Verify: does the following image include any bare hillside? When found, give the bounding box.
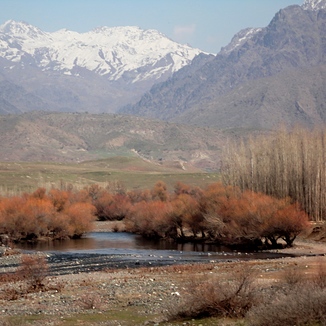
[0,112,228,170]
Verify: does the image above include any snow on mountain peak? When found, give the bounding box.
[0,20,204,83]
[92,25,141,34]
[0,20,45,38]
[302,0,326,10]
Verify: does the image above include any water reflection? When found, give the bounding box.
[135,235,232,253]
[16,232,232,254]
[15,232,293,262]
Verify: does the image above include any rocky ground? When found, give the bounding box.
[0,223,326,325]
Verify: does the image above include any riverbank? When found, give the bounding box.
[1,223,326,325]
[1,245,326,325]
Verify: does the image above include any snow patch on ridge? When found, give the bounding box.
[220,27,262,55]
[302,0,326,10]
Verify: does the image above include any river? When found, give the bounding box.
[16,232,291,262]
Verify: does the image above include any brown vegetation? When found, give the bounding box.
[247,264,326,326]
[166,260,326,325]
[17,255,49,291]
[0,254,63,301]
[125,181,309,248]
[0,187,96,241]
[168,265,257,320]
[0,179,309,249]
[221,126,326,221]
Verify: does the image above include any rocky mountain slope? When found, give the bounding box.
[121,0,326,130]
[0,21,205,113]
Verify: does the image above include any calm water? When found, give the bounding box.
[15,232,291,262]
[16,232,231,253]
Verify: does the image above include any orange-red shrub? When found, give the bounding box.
[48,188,71,212]
[263,200,310,247]
[0,188,96,241]
[126,200,174,238]
[170,193,204,237]
[62,202,96,238]
[200,183,309,247]
[0,182,309,248]
[93,192,131,221]
[127,189,152,204]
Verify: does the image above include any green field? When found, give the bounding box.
[0,157,219,195]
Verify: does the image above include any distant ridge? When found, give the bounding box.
[0,111,229,170]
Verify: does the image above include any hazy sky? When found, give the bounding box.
[0,0,303,53]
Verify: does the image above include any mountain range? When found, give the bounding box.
[0,21,204,113]
[121,0,326,130]
[0,0,325,168]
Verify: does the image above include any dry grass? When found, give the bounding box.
[248,284,326,326]
[165,258,326,325]
[247,261,326,326]
[281,265,305,286]
[78,292,103,310]
[0,160,218,196]
[167,265,258,321]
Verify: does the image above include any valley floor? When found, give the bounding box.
[0,225,326,325]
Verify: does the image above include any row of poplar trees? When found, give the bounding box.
[221,126,326,221]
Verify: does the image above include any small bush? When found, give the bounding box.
[18,254,49,291]
[281,265,306,286]
[0,254,65,301]
[167,265,258,321]
[248,284,326,326]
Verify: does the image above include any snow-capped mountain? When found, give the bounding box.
[220,0,326,55]
[302,0,326,10]
[121,0,326,130]
[0,20,204,83]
